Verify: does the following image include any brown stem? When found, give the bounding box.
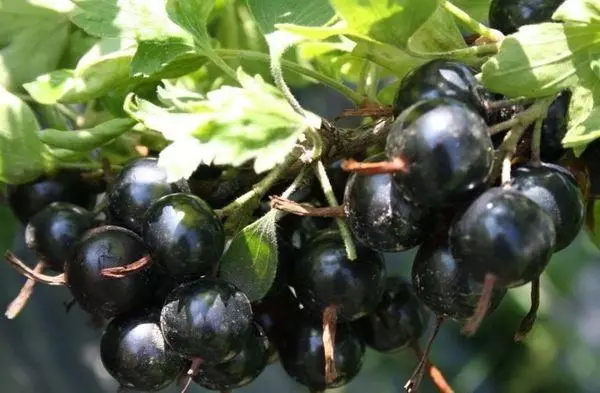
[514,277,540,342]
[101,255,152,278]
[336,106,394,119]
[462,273,497,336]
[269,196,345,217]
[341,158,407,175]
[322,305,339,385]
[5,261,47,319]
[179,358,203,393]
[404,317,444,393]
[410,340,454,393]
[4,251,66,285]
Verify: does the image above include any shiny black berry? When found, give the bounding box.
[386,98,494,207]
[252,284,301,363]
[412,231,507,321]
[279,311,365,391]
[193,323,270,391]
[160,278,253,364]
[24,202,94,272]
[66,225,157,317]
[539,91,572,162]
[489,0,564,35]
[344,153,431,252]
[355,277,425,353]
[392,60,487,117]
[142,193,225,282]
[7,170,97,224]
[450,187,556,287]
[293,230,387,321]
[100,309,186,391]
[510,163,585,251]
[107,157,189,233]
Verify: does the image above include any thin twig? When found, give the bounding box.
[269,196,345,217]
[5,261,46,319]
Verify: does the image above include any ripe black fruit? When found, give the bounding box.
[510,163,585,251]
[66,225,157,317]
[7,170,97,224]
[355,277,425,353]
[24,202,94,272]
[539,91,571,163]
[193,323,270,391]
[160,278,253,364]
[293,230,387,321]
[107,157,189,233]
[450,187,556,287]
[344,153,431,252]
[252,284,300,363]
[392,60,487,117]
[143,193,225,282]
[412,231,507,321]
[279,311,365,391]
[100,309,186,391]
[489,0,564,35]
[386,98,494,207]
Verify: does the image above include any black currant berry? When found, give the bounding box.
[293,230,387,321]
[386,98,494,207]
[279,311,365,391]
[100,309,186,391]
[24,202,94,272]
[66,225,157,318]
[412,231,507,321]
[160,278,253,364]
[344,153,431,252]
[539,91,572,163]
[107,157,189,233]
[489,0,564,35]
[510,163,585,251]
[355,277,425,353]
[450,187,556,288]
[392,60,487,118]
[7,170,97,224]
[193,322,270,391]
[142,193,225,282]
[252,284,301,363]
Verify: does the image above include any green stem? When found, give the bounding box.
[204,48,240,84]
[56,104,80,124]
[218,151,299,217]
[365,65,379,103]
[531,118,543,166]
[443,1,503,42]
[314,160,357,261]
[56,161,122,172]
[215,49,363,105]
[356,61,370,97]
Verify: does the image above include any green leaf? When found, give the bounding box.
[219,211,278,302]
[131,39,196,77]
[563,82,600,148]
[248,0,335,34]
[23,38,137,104]
[481,23,600,98]
[126,68,307,180]
[0,1,71,90]
[70,0,188,40]
[553,0,600,24]
[451,0,491,23]
[165,0,214,45]
[328,0,441,46]
[408,6,467,54]
[38,118,137,151]
[0,86,53,184]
